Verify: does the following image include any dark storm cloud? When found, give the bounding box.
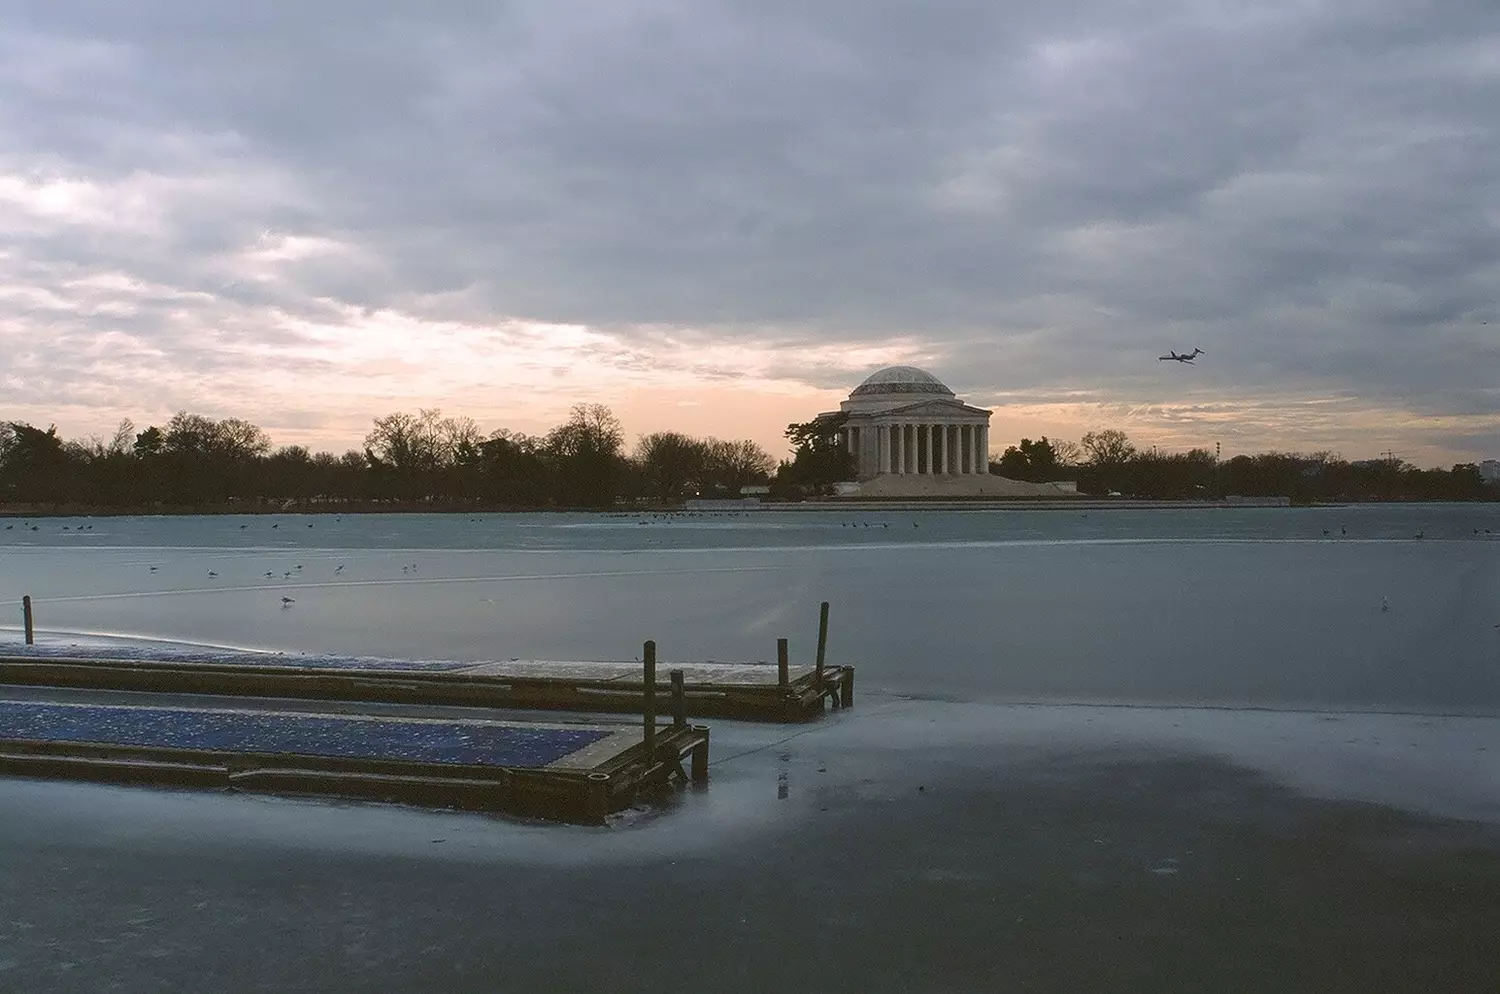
[2,0,1498,455]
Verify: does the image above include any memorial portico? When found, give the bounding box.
[817,366,993,486]
[806,365,1079,499]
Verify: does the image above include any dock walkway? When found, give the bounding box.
[0,695,706,823]
[0,652,853,722]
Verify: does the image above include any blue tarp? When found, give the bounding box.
[0,700,609,768]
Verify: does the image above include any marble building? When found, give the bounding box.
[819,366,1075,498]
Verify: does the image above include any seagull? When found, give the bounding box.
[264,571,274,578]
[149,566,158,572]
[281,596,295,607]
[334,565,344,573]
[207,570,218,577]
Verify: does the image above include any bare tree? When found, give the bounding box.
[364,410,445,471]
[1081,429,1136,466]
[106,419,136,457]
[486,428,542,455]
[163,412,270,460]
[545,404,624,507]
[705,439,775,494]
[637,432,709,503]
[1051,439,1083,467]
[545,404,623,460]
[441,415,483,456]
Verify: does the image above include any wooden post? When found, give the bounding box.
[777,638,789,687]
[643,640,657,760]
[670,669,686,727]
[840,665,854,708]
[815,601,830,691]
[690,725,710,783]
[22,595,33,646]
[585,772,611,823]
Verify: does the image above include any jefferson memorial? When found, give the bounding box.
[818,366,1075,498]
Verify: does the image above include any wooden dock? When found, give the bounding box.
[0,695,708,824]
[0,654,853,722]
[7,599,853,721]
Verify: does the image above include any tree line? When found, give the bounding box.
[774,419,1497,502]
[1001,429,1496,502]
[0,406,776,511]
[3,411,1494,511]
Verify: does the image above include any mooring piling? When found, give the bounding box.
[777,638,789,687]
[22,595,33,646]
[670,668,686,727]
[815,600,830,691]
[690,725,710,783]
[643,640,657,759]
[585,772,612,823]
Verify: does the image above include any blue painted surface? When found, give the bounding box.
[0,701,609,768]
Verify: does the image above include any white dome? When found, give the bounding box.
[849,365,954,398]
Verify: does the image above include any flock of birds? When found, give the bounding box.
[135,558,425,609]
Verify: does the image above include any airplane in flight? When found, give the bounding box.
[1158,348,1203,363]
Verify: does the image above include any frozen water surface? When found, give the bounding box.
[5,506,1500,992]
[4,503,1499,714]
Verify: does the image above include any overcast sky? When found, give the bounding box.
[2,1,1497,464]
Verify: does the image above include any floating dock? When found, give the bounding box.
[6,600,852,721]
[0,695,707,823]
[0,654,853,722]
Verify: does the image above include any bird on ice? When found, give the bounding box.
[281,597,295,607]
